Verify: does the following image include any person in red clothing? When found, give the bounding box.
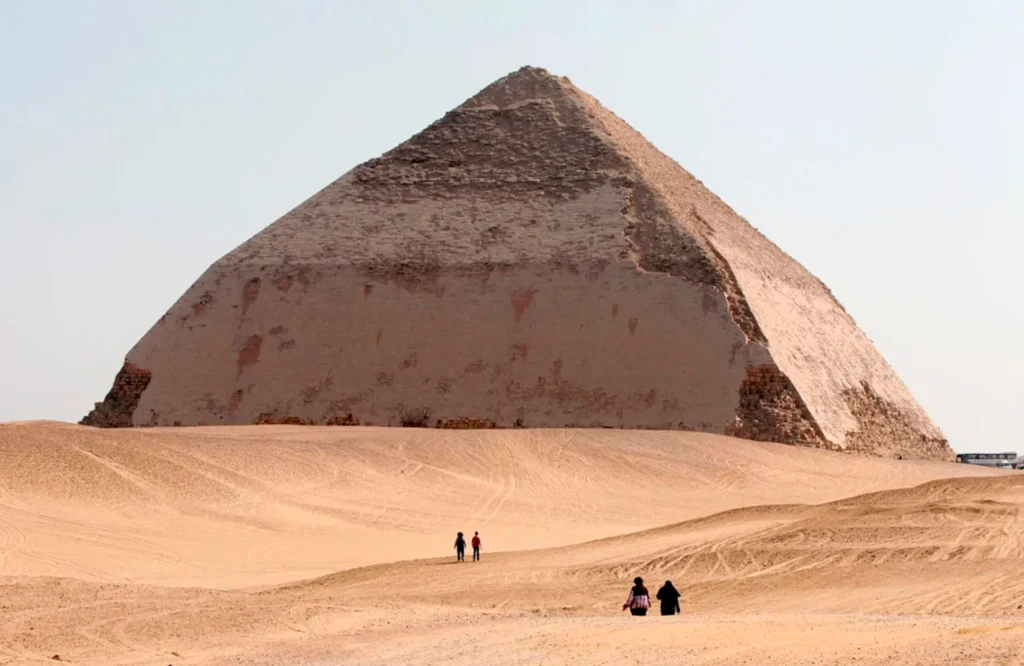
[471,531,481,561]
[622,576,651,616]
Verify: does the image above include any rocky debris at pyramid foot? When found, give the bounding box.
[80,362,152,428]
[726,364,830,448]
[435,417,501,429]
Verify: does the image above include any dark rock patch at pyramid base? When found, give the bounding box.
[81,362,152,428]
[725,364,829,448]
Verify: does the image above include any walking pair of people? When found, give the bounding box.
[454,531,482,562]
[623,577,681,616]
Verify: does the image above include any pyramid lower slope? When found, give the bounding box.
[83,66,949,460]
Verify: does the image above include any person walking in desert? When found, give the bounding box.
[471,531,482,561]
[656,580,681,616]
[622,576,651,616]
[454,532,467,562]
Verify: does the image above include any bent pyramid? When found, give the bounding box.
[83,66,950,460]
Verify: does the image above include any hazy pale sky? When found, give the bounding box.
[1,1,1021,453]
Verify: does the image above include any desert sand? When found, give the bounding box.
[1,422,1021,664]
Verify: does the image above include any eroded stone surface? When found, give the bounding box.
[725,365,830,448]
[843,382,953,460]
[85,66,950,459]
[80,362,152,428]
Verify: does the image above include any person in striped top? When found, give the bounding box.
[622,576,651,616]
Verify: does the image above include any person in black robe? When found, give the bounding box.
[656,580,681,616]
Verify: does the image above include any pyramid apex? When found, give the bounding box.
[457,65,574,111]
[510,64,557,77]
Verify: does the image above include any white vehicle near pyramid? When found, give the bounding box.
[82,66,950,461]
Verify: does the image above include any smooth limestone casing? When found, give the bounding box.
[128,183,768,430]
[84,66,949,459]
